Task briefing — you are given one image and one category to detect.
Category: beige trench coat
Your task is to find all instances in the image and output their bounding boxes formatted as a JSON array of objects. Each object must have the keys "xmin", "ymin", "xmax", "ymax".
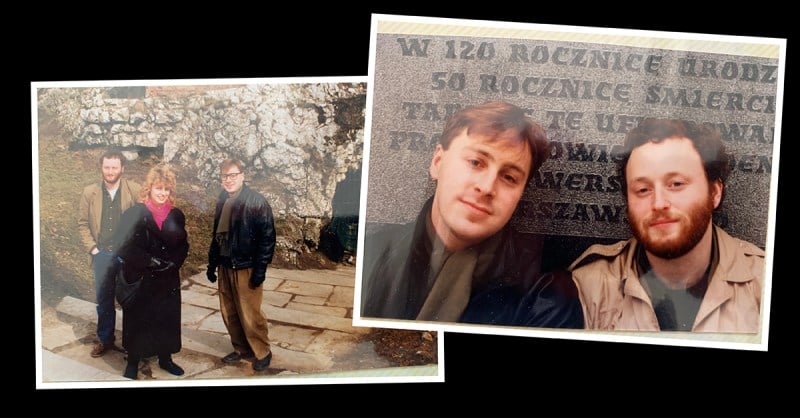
[
  {"xmin": 78, "ymin": 178, "xmax": 141, "ymax": 256},
  {"xmin": 569, "ymin": 226, "xmax": 764, "ymax": 333}
]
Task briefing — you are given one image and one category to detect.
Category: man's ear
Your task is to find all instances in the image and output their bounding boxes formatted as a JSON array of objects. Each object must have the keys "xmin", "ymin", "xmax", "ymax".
[
  {"xmin": 429, "ymin": 144, "xmax": 444, "ymax": 181},
  {"xmin": 711, "ymin": 180, "xmax": 723, "ymax": 209}
]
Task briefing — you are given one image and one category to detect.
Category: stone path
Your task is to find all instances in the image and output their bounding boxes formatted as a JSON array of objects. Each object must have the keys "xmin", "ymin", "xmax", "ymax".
[{"xmin": 38, "ymin": 265, "xmax": 439, "ymax": 385}]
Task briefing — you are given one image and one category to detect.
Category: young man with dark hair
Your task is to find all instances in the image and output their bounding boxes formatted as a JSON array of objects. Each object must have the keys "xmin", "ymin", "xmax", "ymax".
[{"xmin": 361, "ymin": 101, "xmax": 583, "ymax": 328}]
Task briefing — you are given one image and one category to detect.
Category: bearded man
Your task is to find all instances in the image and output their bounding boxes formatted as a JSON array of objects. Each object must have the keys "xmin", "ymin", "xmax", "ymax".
[
  {"xmin": 78, "ymin": 150, "xmax": 141, "ymax": 356},
  {"xmin": 569, "ymin": 119, "xmax": 764, "ymax": 332}
]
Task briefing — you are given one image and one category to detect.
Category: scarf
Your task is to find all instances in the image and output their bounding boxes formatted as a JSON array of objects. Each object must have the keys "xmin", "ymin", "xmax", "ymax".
[
  {"xmin": 215, "ymin": 188, "xmax": 242, "ymax": 257},
  {"xmin": 216, "ymin": 188, "xmax": 241, "ymax": 235},
  {"xmin": 145, "ymin": 199, "xmax": 172, "ymax": 230},
  {"xmin": 415, "ymin": 212, "xmax": 503, "ymax": 322}
]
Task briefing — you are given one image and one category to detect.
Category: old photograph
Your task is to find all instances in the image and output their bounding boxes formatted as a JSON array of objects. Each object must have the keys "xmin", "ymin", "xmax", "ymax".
[
  {"xmin": 354, "ymin": 14, "xmax": 785, "ymax": 351},
  {"xmin": 33, "ymin": 77, "xmax": 442, "ymax": 388}
]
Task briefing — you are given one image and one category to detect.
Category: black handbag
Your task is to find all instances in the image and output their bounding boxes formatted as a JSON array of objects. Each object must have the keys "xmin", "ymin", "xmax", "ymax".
[
  {"xmin": 114, "ymin": 224, "xmax": 156, "ymax": 309},
  {"xmin": 115, "ymin": 259, "xmax": 145, "ymax": 310}
]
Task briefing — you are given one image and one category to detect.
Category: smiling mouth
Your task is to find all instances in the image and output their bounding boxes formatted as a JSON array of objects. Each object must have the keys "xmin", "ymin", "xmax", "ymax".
[
  {"xmin": 461, "ymin": 200, "xmax": 491, "ymax": 215},
  {"xmin": 650, "ymin": 218, "xmax": 677, "ymax": 227}
]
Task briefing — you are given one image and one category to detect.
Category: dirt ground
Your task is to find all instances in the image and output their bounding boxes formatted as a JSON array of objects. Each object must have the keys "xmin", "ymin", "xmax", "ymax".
[{"xmin": 366, "ymin": 328, "xmax": 438, "ymax": 366}]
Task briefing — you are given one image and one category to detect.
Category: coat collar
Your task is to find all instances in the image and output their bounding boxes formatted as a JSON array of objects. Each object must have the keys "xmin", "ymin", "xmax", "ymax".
[
  {"xmin": 694, "ymin": 226, "xmax": 763, "ymax": 325},
  {"xmin": 621, "ymin": 225, "xmax": 762, "ymax": 329}
]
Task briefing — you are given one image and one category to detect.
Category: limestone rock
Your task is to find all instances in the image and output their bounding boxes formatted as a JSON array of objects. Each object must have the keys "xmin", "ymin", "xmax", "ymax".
[{"xmin": 38, "ymin": 83, "xmax": 367, "ymax": 267}]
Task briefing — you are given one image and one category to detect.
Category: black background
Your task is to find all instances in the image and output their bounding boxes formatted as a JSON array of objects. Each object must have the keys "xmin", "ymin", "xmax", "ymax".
[{"xmin": 24, "ymin": 4, "xmax": 794, "ymax": 417}]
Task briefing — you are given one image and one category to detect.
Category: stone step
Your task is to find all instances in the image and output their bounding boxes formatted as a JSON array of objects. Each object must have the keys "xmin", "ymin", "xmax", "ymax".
[
  {"xmin": 55, "ymin": 296, "xmax": 122, "ymax": 333},
  {"xmin": 41, "ymin": 340, "xmax": 437, "ymax": 385},
  {"xmin": 181, "ymin": 326, "xmax": 334, "ymax": 373},
  {"xmin": 269, "ymin": 268, "xmax": 354, "ymax": 287},
  {"xmin": 275, "ymin": 280, "xmax": 334, "ymax": 298},
  {"xmin": 52, "ymin": 296, "xmax": 335, "ymax": 375},
  {"xmin": 42, "ymin": 263, "xmax": 440, "ymax": 385},
  {"xmin": 40, "ymin": 350, "xmax": 121, "ymax": 383},
  {"xmin": 180, "ymin": 289, "xmax": 219, "ymax": 310},
  {"xmin": 186, "ymin": 266, "xmax": 356, "ymax": 288},
  {"xmin": 53, "ymin": 294, "xmax": 360, "ymax": 337},
  {"xmin": 47, "ymin": 341, "xmax": 220, "ymax": 382},
  {"xmin": 177, "ymin": 283, "xmax": 365, "ymax": 334},
  {"xmin": 264, "ymin": 304, "xmax": 369, "ymax": 335}
]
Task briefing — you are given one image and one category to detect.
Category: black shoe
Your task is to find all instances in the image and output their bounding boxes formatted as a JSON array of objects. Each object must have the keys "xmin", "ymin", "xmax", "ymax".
[
  {"xmin": 159, "ymin": 360, "xmax": 185, "ymax": 376},
  {"xmin": 222, "ymin": 351, "xmax": 254, "ymax": 363},
  {"xmin": 222, "ymin": 352, "xmax": 241, "ymax": 363},
  {"xmin": 123, "ymin": 362, "xmax": 138, "ymax": 380},
  {"xmin": 253, "ymin": 352, "xmax": 272, "ymax": 371}
]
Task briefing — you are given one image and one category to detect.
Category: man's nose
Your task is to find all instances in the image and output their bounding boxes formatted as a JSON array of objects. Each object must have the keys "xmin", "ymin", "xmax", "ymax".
[
  {"xmin": 653, "ymin": 187, "xmax": 671, "ymax": 210},
  {"xmin": 473, "ymin": 171, "xmax": 497, "ymax": 196}
]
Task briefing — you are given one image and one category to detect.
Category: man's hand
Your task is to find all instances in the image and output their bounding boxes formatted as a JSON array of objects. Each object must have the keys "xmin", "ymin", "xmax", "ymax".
[
  {"xmin": 250, "ymin": 271, "xmax": 265, "ymax": 289},
  {"xmin": 206, "ymin": 267, "xmax": 217, "ymax": 283}
]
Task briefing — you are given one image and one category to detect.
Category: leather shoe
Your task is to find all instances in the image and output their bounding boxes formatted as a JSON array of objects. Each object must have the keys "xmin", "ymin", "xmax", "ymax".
[
  {"xmin": 253, "ymin": 351, "xmax": 272, "ymax": 371},
  {"xmin": 222, "ymin": 351, "xmax": 254, "ymax": 363},
  {"xmin": 159, "ymin": 360, "xmax": 185, "ymax": 376},
  {"xmin": 91, "ymin": 342, "xmax": 120, "ymax": 358},
  {"xmin": 123, "ymin": 362, "xmax": 138, "ymax": 380}
]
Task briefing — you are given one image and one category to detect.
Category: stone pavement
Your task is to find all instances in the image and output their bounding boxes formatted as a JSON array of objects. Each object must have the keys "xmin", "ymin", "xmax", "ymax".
[{"xmin": 38, "ymin": 265, "xmax": 439, "ymax": 385}]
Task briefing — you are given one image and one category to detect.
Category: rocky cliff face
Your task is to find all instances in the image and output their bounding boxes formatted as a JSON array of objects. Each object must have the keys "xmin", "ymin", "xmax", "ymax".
[{"xmin": 38, "ymin": 83, "xmax": 366, "ymax": 266}]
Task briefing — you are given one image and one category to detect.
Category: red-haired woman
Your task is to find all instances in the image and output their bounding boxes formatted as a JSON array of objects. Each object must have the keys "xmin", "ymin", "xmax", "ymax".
[{"xmin": 115, "ymin": 163, "xmax": 188, "ymax": 380}]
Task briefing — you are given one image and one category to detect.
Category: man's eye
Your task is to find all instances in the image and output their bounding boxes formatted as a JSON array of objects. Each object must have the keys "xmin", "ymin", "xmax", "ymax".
[{"xmin": 503, "ymin": 174, "xmax": 518, "ymax": 184}]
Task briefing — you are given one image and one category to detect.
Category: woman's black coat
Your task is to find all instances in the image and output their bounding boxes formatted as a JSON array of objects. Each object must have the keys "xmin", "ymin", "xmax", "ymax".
[{"xmin": 115, "ymin": 203, "xmax": 189, "ymax": 357}]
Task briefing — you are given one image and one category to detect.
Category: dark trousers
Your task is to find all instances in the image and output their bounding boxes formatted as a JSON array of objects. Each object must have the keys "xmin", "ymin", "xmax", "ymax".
[{"xmin": 93, "ymin": 250, "xmax": 118, "ymax": 344}]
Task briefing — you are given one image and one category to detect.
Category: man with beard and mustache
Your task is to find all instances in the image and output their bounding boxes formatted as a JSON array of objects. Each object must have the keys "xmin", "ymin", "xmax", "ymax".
[
  {"xmin": 569, "ymin": 119, "xmax": 764, "ymax": 332},
  {"xmin": 78, "ymin": 150, "xmax": 141, "ymax": 356},
  {"xmin": 361, "ymin": 101, "xmax": 583, "ymax": 328}
]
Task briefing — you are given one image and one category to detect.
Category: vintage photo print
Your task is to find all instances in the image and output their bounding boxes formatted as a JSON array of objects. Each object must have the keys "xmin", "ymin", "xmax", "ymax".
[
  {"xmin": 353, "ymin": 14, "xmax": 784, "ymax": 351},
  {"xmin": 33, "ymin": 77, "xmax": 443, "ymax": 389}
]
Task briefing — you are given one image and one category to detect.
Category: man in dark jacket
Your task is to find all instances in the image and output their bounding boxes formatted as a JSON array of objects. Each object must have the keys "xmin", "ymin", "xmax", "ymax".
[
  {"xmin": 361, "ymin": 101, "xmax": 583, "ymax": 328},
  {"xmin": 207, "ymin": 158, "xmax": 276, "ymax": 371}
]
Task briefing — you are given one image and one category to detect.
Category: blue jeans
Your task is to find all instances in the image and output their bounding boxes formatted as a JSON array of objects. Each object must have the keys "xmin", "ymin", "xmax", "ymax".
[{"xmin": 93, "ymin": 250, "xmax": 118, "ymax": 344}]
